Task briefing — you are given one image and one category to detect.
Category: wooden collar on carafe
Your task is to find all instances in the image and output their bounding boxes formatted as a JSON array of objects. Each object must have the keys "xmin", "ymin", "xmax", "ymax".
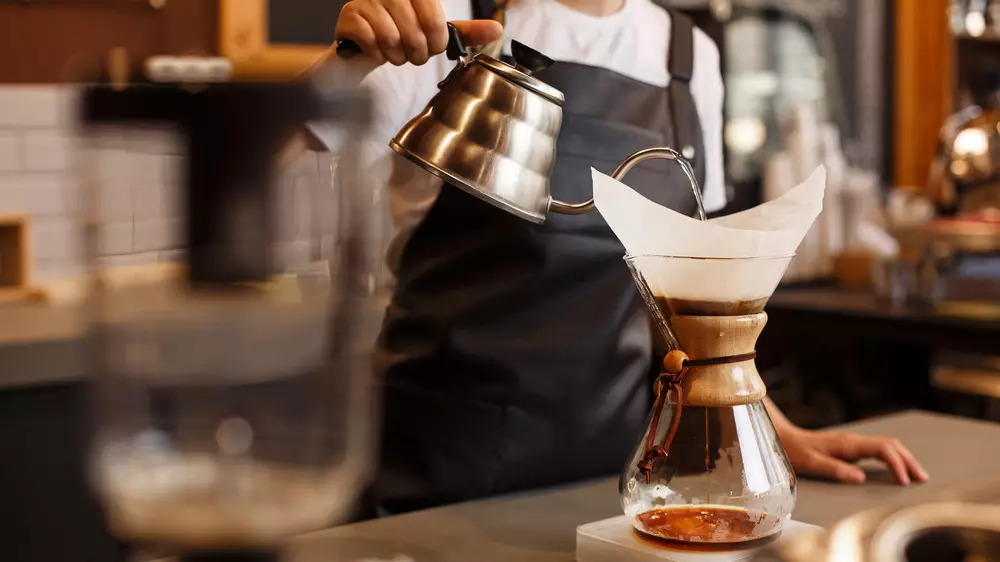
[{"xmin": 637, "ymin": 349, "xmax": 758, "ymax": 484}]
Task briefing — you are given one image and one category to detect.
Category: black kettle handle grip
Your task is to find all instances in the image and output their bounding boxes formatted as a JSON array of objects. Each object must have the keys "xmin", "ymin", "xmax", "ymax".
[{"xmin": 336, "ymin": 22, "xmax": 466, "ymax": 61}]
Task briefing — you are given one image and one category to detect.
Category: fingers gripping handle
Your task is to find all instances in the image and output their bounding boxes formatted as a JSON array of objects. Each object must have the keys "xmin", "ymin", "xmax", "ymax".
[{"xmin": 336, "ymin": 22, "xmax": 466, "ymax": 61}]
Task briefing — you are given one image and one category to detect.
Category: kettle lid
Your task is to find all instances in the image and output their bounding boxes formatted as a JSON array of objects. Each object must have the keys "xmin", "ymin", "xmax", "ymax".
[{"xmin": 474, "ymin": 41, "xmax": 565, "ymax": 106}]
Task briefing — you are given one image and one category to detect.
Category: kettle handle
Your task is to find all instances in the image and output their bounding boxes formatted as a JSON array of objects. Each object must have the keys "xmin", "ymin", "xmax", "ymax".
[
  {"xmin": 336, "ymin": 23, "xmax": 467, "ymax": 62},
  {"xmin": 549, "ymin": 146, "xmax": 708, "ymax": 221}
]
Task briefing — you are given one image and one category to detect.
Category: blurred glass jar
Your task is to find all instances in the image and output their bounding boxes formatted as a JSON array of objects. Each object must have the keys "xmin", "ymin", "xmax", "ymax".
[{"xmin": 78, "ymin": 82, "xmax": 383, "ymax": 553}]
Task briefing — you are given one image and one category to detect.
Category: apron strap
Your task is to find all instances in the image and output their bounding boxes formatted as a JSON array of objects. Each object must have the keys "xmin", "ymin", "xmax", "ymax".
[
  {"xmin": 470, "ymin": 0, "xmax": 506, "ymax": 56},
  {"xmin": 663, "ymin": 9, "xmax": 706, "ymax": 190},
  {"xmin": 470, "ymin": 0, "xmax": 498, "ymax": 20},
  {"xmin": 667, "ymin": 9, "xmax": 695, "ymax": 83}
]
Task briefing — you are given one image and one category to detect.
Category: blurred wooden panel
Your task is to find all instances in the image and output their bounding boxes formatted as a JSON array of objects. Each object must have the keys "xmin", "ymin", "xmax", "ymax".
[
  {"xmin": 0, "ymin": 0, "xmax": 218, "ymax": 83},
  {"xmin": 268, "ymin": 0, "xmax": 347, "ymax": 46},
  {"xmin": 894, "ymin": 0, "xmax": 953, "ymax": 188},
  {"xmin": 219, "ymin": 0, "xmax": 331, "ymax": 80}
]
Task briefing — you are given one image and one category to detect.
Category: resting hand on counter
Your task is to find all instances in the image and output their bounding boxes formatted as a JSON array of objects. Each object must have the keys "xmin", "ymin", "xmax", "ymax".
[{"xmin": 764, "ymin": 398, "xmax": 929, "ymax": 486}]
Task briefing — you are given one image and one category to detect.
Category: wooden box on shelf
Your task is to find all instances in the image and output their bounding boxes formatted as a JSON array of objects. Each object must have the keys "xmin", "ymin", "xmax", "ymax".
[
  {"xmin": 0, "ymin": 215, "xmax": 43, "ymax": 304},
  {"xmin": 834, "ymin": 251, "xmax": 874, "ymax": 288}
]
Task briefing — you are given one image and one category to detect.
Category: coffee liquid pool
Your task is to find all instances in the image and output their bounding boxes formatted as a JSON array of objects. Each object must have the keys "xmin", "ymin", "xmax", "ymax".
[{"xmin": 635, "ymin": 505, "xmax": 770, "ymax": 543}]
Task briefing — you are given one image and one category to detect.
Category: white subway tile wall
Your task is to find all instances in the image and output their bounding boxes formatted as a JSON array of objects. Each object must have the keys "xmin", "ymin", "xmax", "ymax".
[
  {"xmin": 0, "ymin": 132, "xmax": 19, "ymax": 171},
  {"xmin": 22, "ymin": 131, "xmax": 75, "ymax": 172},
  {"xmin": 0, "ymin": 87, "xmax": 63, "ymax": 128},
  {"xmin": 0, "ymin": 85, "xmax": 341, "ymax": 285}
]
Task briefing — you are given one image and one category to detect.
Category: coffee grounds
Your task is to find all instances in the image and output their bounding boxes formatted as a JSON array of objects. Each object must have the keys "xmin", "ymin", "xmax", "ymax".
[{"xmin": 654, "ymin": 297, "xmax": 770, "ymax": 317}]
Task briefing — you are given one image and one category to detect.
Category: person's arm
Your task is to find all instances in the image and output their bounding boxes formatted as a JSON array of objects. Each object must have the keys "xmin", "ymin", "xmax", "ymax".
[
  {"xmin": 763, "ymin": 397, "xmax": 929, "ymax": 485},
  {"xmin": 334, "ymin": 0, "xmax": 501, "ymax": 67},
  {"xmin": 279, "ymin": 131, "xmax": 312, "ymax": 169}
]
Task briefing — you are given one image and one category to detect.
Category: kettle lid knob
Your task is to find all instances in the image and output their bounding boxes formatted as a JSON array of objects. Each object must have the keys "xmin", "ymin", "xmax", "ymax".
[{"xmin": 510, "ymin": 41, "xmax": 554, "ymax": 75}]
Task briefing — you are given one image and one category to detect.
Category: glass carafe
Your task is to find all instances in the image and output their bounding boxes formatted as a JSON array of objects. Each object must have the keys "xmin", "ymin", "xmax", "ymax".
[
  {"xmin": 620, "ymin": 254, "xmax": 797, "ymax": 544},
  {"xmin": 79, "ymin": 81, "xmax": 383, "ymax": 561}
]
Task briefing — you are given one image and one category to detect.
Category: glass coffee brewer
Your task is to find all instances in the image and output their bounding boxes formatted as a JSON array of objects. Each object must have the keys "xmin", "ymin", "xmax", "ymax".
[
  {"xmin": 78, "ymin": 76, "xmax": 381, "ymax": 562},
  {"xmin": 620, "ymin": 254, "xmax": 798, "ymax": 544}
]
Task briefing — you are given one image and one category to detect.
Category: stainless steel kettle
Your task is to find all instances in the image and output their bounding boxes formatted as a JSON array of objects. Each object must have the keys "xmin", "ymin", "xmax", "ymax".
[
  {"xmin": 338, "ymin": 25, "xmax": 707, "ymax": 223},
  {"xmin": 389, "ymin": 24, "xmax": 566, "ymax": 223}
]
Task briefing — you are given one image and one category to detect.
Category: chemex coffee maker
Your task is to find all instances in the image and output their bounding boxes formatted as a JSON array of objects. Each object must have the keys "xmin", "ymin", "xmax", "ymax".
[
  {"xmin": 620, "ymin": 254, "xmax": 798, "ymax": 544},
  {"xmin": 78, "ymin": 59, "xmax": 381, "ymax": 562}
]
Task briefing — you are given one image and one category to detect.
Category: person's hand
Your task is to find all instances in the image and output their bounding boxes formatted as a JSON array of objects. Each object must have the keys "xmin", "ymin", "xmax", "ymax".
[
  {"xmin": 780, "ymin": 427, "xmax": 929, "ymax": 486},
  {"xmin": 334, "ymin": 0, "xmax": 503, "ymax": 66}
]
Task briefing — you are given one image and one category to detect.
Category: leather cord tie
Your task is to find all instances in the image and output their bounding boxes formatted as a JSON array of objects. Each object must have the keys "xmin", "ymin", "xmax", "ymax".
[{"xmin": 636, "ymin": 349, "xmax": 758, "ymax": 484}]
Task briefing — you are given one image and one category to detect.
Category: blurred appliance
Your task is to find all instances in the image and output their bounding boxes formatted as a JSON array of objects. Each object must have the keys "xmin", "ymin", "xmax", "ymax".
[
  {"xmin": 934, "ymin": 1, "xmax": 1000, "ymax": 209},
  {"xmin": 78, "ymin": 60, "xmax": 382, "ymax": 562},
  {"xmin": 882, "ymin": 71, "xmax": 1000, "ymax": 305},
  {"xmin": 950, "ymin": 0, "xmax": 1000, "ymax": 38},
  {"xmin": 882, "ymin": 216, "xmax": 1000, "ymax": 306},
  {"xmin": 885, "ymin": 94, "xmax": 1000, "ymax": 419},
  {"xmin": 938, "ymin": 75, "xmax": 1000, "ymax": 216},
  {"xmin": 887, "ymin": 89, "xmax": 1000, "ymax": 307}
]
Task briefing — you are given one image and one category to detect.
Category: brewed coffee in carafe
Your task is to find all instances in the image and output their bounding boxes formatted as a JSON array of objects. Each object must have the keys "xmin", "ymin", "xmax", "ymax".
[{"xmin": 620, "ymin": 255, "xmax": 797, "ymax": 544}]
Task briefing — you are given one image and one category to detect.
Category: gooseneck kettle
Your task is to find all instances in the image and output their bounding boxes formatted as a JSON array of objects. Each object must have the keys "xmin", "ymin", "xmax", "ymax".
[{"xmin": 337, "ymin": 24, "xmax": 707, "ymax": 223}]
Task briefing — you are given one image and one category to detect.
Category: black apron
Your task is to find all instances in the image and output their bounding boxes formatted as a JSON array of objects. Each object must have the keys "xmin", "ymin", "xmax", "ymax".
[{"xmin": 372, "ymin": 5, "xmax": 707, "ymax": 514}]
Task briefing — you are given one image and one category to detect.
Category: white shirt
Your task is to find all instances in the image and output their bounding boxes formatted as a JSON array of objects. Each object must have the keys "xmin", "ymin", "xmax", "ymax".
[{"xmin": 314, "ymin": 0, "xmax": 725, "ymax": 273}]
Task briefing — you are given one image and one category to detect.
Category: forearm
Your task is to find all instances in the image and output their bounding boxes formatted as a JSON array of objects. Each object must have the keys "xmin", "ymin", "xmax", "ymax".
[{"xmin": 279, "ymin": 132, "xmax": 310, "ymax": 169}]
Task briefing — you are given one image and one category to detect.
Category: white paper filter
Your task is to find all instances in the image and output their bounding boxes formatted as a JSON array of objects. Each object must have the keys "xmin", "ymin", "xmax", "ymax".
[{"xmin": 592, "ymin": 166, "xmax": 826, "ymax": 303}]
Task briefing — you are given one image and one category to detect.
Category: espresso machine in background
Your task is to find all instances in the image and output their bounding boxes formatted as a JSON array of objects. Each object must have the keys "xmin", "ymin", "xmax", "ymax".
[
  {"xmin": 885, "ymin": 72, "xmax": 1000, "ymax": 421},
  {"xmin": 77, "ymin": 58, "xmax": 382, "ymax": 562}
]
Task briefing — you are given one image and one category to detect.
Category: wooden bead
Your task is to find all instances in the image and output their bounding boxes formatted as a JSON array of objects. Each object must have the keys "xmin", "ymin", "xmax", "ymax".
[{"xmin": 662, "ymin": 350, "xmax": 689, "ymax": 374}]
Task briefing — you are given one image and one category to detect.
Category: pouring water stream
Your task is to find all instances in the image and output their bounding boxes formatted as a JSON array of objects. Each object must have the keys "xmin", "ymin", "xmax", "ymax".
[{"xmin": 613, "ymin": 146, "xmax": 708, "ymax": 350}]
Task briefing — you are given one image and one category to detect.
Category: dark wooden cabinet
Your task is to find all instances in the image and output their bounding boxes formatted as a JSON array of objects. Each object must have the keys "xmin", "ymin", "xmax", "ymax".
[
  {"xmin": 0, "ymin": 0, "xmax": 218, "ymax": 83},
  {"xmin": 219, "ymin": 0, "xmax": 347, "ymax": 79}
]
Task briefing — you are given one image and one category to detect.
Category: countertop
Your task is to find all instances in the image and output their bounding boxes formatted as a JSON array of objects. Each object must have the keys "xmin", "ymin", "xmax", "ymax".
[
  {"xmin": 0, "ymin": 303, "xmax": 85, "ymax": 388},
  {"xmin": 0, "ymin": 294, "xmax": 391, "ymax": 389},
  {"xmin": 279, "ymin": 411, "xmax": 1000, "ymax": 562}
]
